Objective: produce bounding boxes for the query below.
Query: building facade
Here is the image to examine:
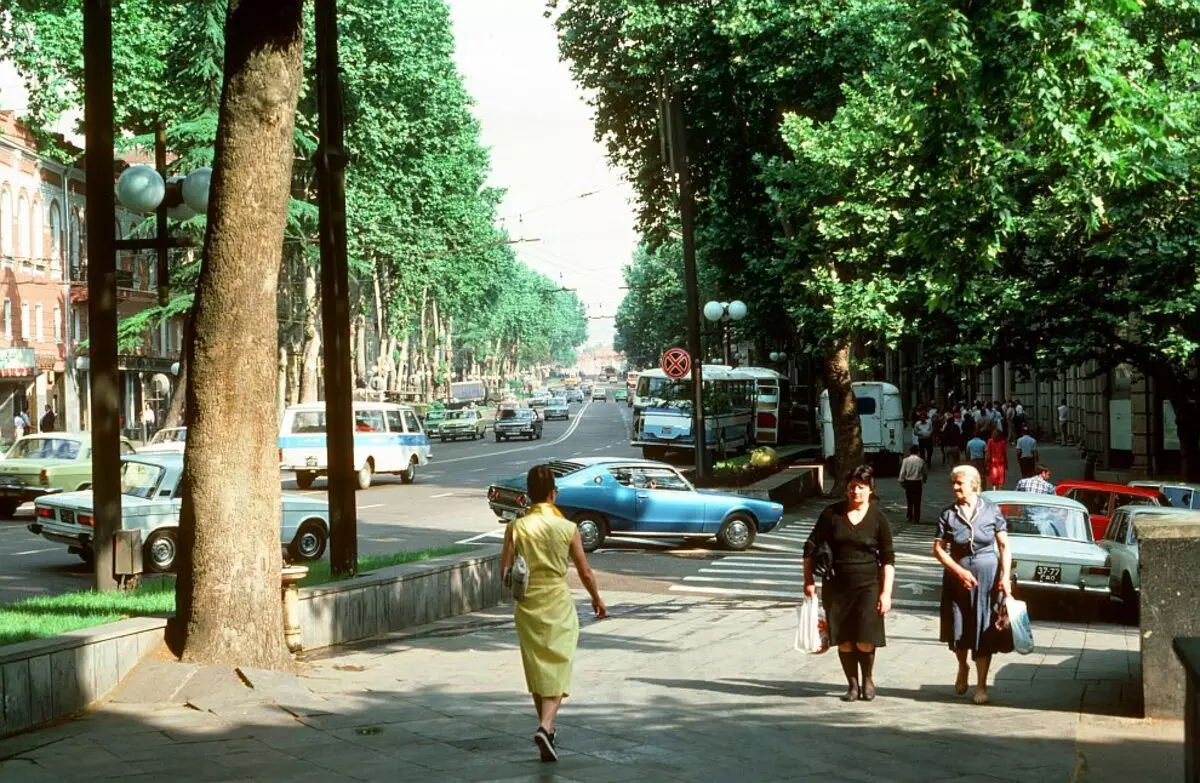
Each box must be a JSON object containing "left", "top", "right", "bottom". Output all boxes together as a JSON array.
[{"left": 0, "top": 112, "right": 183, "bottom": 443}]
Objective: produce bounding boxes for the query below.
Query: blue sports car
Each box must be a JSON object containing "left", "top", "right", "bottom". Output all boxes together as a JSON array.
[{"left": 487, "top": 457, "right": 784, "bottom": 552}]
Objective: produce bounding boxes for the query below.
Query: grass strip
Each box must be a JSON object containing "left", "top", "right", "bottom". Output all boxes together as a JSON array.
[{"left": 0, "top": 544, "right": 481, "bottom": 648}]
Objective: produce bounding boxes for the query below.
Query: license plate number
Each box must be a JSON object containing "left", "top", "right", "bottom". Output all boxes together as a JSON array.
[
  {"left": 501, "top": 510, "right": 517, "bottom": 521},
  {"left": 1034, "top": 565, "right": 1061, "bottom": 583},
  {"left": 60, "top": 510, "right": 75, "bottom": 525},
  {"left": 305, "top": 456, "right": 318, "bottom": 467}
]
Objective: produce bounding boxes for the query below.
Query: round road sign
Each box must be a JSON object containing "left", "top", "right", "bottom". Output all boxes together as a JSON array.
[{"left": 662, "top": 348, "right": 691, "bottom": 379}]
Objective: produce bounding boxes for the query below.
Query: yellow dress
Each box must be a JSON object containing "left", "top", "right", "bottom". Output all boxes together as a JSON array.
[{"left": 512, "top": 503, "right": 580, "bottom": 697}]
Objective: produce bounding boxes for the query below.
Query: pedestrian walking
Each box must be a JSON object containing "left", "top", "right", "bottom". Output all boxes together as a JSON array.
[
  {"left": 898, "top": 445, "right": 929, "bottom": 524},
  {"left": 933, "top": 465, "right": 1013, "bottom": 705},
  {"left": 12, "top": 411, "right": 25, "bottom": 440},
  {"left": 943, "top": 411, "right": 967, "bottom": 465},
  {"left": 1057, "top": 398, "right": 1069, "bottom": 445},
  {"left": 803, "top": 465, "right": 896, "bottom": 702},
  {"left": 1016, "top": 427, "right": 1039, "bottom": 478},
  {"left": 140, "top": 402, "right": 156, "bottom": 443},
  {"left": 913, "top": 412, "right": 934, "bottom": 464},
  {"left": 986, "top": 428, "right": 1008, "bottom": 491},
  {"left": 39, "top": 405, "right": 55, "bottom": 433},
  {"left": 1016, "top": 465, "right": 1055, "bottom": 494},
  {"left": 965, "top": 431, "right": 988, "bottom": 478},
  {"left": 502, "top": 465, "right": 607, "bottom": 762}
]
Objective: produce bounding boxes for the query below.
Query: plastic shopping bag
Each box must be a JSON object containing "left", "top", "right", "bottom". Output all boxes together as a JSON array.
[
  {"left": 1008, "top": 597, "right": 1034, "bottom": 655},
  {"left": 794, "top": 596, "right": 830, "bottom": 654}
]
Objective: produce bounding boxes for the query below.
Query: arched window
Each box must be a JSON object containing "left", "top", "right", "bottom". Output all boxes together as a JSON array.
[
  {"left": 31, "top": 198, "right": 43, "bottom": 262},
  {"left": 69, "top": 208, "right": 81, "bottom": 274},
  {"left": 0, "top": 189, "right": 12, "bottom": 258},
  {"left": 16, "top": 194, "right": 29, "bottom": 259},
  {"left": 48, "top": 201, "right": 61, "bottom": 276}
]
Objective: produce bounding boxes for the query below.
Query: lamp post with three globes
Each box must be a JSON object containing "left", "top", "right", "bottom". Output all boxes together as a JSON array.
[{"left": 703, "top": 300, "right": 747, "bottom": 366}]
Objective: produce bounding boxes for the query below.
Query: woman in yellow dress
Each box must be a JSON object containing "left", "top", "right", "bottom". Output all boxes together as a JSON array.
[{"left": 502, "top": 465, "right": 607, "bottom": 762}]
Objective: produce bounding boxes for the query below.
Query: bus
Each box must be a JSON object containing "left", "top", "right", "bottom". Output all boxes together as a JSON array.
[
  {"left": 738, "top": 367, "right": 790, "bottom": 445},
  {"left": 563, "top": 376, "right": 580, "bottom": 391},
  {"left": 630, "top": 365, "right": 755, "bottom": 460}
]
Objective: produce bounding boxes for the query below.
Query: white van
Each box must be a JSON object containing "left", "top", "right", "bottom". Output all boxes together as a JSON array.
[
  {"left": 278, "top": 402, "right": 432, "bottom": 490},
  {"left": 820, "top": 382, "right": 905, "bottom": 469}
]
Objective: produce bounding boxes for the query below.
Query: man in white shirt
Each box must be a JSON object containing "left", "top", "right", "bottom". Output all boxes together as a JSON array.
[
  {"left": 913, "top": 413, "right": 934, "bottom": 463},
  {"left": 897, "top": 445, "right": 929, "bottom": 523},
  {"left": 1057, "top": 398, "right": 1069, "bottom": 444},
  {"left": 1016, "top": 427, "right": 1039, "bottom": 478},
  {"left": 12, "top": 413, "right": 24, "bottom": 440}
]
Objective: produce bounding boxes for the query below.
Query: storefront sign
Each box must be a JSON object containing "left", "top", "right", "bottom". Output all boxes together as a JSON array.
[
  {"left": 0, "top": 348, "right": 37, "bottom": 378},
  {"left": 116, "top": 355, "right": 176, "bottom": 373}
]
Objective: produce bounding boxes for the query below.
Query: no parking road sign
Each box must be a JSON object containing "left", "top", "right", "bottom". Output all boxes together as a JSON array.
[{"left": 662, "top": 348, "right": 691, "bottom": 379}]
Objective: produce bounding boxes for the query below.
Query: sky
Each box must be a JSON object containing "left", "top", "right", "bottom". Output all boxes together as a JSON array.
[{"left": 447, "top": 0, "right": 638, "bottom": 348}]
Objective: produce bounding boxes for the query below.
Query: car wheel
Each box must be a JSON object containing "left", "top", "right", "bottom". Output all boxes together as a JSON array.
[
  {"left": 574, "top": 513, "right": 607, "bottom": 552},
  {"left": 295, "top": 471, "right": 316, "bottom": 490},
  {"left": 495, "top": 433, "right": 502, "bottom": 442},
  {"left": 0, "top": 500, "right": 19, "bottom": 519},
  {"left": 144, "top": 529, "right": 179, "bottom": 573},
  {"left": 356, "top": 460, "right": 374, "bottom": 490},
  {"left": 289, "top": 519, "right": 328, "bottom": 562},
  {"left": 400, "top": 457, "right": 417, "bottom": 485},
  {"left": 1121, "top": 574, "right": 1138, "bottom": 624},
  {"left": 77, "top": 547, "right": 95, "bottom": 565},
  {"left": 716, "top": 514, "right": 756, "bottom": 551},
  {"left": 441, "top": 436, "right": 447, "bottom": 443}
]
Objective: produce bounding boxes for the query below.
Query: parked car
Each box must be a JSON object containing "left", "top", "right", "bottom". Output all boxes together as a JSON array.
[
  {"left": 544, "top": 397, "right": 570, "bottom": 421},
  {"left": 438, "top": 409, "right": 487, "bottom": 441},
  {"left": 278, "top": 401, "right": 432, "bottom": 490},
  {"left": 1054, "top": 480, "right": 1167, "bottom": 540},
  {"left": 983, "top": 491, "right": 1109, "bottom": 604},
  {"left": 494, "top": 408, "right": 543, "bottom": 441},
  {"left": 565, "top": 389, "right": 584, "bottom": 404},
  {"left": 487, "top": 457, "right": 783, "bottom": 552},
  {"left": 423, "top": 409, "right": 447, "bottom": 437},
  {"left": 1127, "top": 480, "right": 1200, "bottom": 510},
  {"left": 138, "top": 427, "right": 187, "bottom": 454},
  {"left": 0, "top": 434, "right": 138, "bottom": 519},
  {"left": 1098, "top": 505, "right": 1199, "bottom": 609},
  {"left": 28, "top": 453, "right": 330, "bottom": 571},
  {"left": 591, "top": 386, "right": 607, "bottom": 402},
  {"left": 613, "top": 388, "right": 629, "bottom": 403}
]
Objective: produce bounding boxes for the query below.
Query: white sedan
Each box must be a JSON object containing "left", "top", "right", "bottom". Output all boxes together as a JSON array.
[
  {"left": 1098, "top": 504, "right": 1198, "bottom": 607},
  {"left": 138, "top": 426, "right": 187, "bottom": 454},
  {"left": 983, "top": 491, "right": 1110, "bottom": 603}
]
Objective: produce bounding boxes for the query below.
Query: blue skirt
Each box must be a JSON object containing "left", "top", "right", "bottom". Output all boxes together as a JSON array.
[{"left": 940, "top": 552, "right": 1008, "bottom": 658}]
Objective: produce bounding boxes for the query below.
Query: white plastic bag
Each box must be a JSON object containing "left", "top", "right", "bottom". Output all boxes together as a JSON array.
[
  {"left": 794, "top": 596, "right": 829, "bottom": 654},
  {"left": 1008, "top": 597, "right": 1034, "bottom": 654}
]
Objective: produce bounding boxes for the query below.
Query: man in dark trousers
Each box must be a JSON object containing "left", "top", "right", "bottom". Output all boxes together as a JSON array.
[
  {"left": 897, "top": 445, "right": 929, "bottom": 524},
  {"left": 39, "top": 405, "right": 55, "bottom": 433}
]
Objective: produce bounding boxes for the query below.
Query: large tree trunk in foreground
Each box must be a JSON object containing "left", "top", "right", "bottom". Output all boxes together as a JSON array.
[
  {"left": 172, "top": 0, "right": 304, "bottom": 669},
  {"left": 825, "top": 338, "right": 864, "bottom": 494}
]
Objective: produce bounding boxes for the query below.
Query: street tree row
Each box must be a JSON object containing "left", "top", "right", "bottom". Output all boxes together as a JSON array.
[{"left": 555, "top": 0, "right": 1200, "bottom": 478}]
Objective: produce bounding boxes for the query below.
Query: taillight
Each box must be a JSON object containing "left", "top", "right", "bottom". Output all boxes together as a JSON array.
[
  {"left": 35, "top": 506, "right": 53, "bottom": 519},
  {"left": 78, "top": 514, "right": 94, "bottom": 527},
  {"left": 1085, "top": 566, "right": 1110, "bottom": 577},
  {"left": 487, "top": 487, "right": 499, "bottom": 502},
  {"left": 515, "top": 493, "right": 527, "bottom": 506},
  {"left": 39, "top": 469, "right": 49, "bottom": 486}
]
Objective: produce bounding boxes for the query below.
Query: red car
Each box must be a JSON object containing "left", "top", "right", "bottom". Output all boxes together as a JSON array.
[{"left": 1054, "top": 480, "right": 1167, "bottom": 540}]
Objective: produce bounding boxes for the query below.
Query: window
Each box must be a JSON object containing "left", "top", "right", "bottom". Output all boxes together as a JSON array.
[
  {"left": 1104, "top": 512, "right": 1126, "bottom": 542},
  {"left": 0, "top": 189, "right": 11, "bottom": 258},
  {"left": 34, "top": 303, "right": 43, "bottom": 342},
  {"left": 1162, "top": 486, "right": 1193, "bottom": 509},
  {"left": 20, "top": 302, "right": 29, "bottom": 341},
  {"left": 49, "top": 201, "right": 61, "bottom": 273},
  {"left": 998, "top": 503, "right": 1091, "bottom": 541},
  {"left": 631, "top": 467, "right": 690, "bottom": 491},
  {"left": 856, "top": 396, "right": 878, "bottom": 415},
  {"left": 31, "top": 200, "right": 42, "bottom": 262},
  {"left": 3, "top": 299, "right": 9, "bottom": 341},
  {"left": 608, "top": 467, "right": 634, "bottom": 487},
  {"left": 1070, "top": 489, "right": 1111, "bottom": 516},
  {"left": 385, "top": 409, "right": 404, "bottom": 432},
  {"left": 120, "top": 460, "right": 163, "bottom": 499},
  {"left": 72, "top": 305, "right": 82, "bottom": 343},
  {"left": 53, "top": 306, "right": 62, "bottom": 343},
  {"left": 288, "top": 411, "right": 325, "bottom": 434},
  {"left": 16, "top": 194, "right": 29, "bottom": 259},
  {"left": 402, "top": 410, "right": 421, "bottom": 434},
  {"left": 69, "top": 210, "right": 80, "bottom": 273},
  {"left": 119, "top": 441, "right": 137, "bottom": 456},
  {"left": 353, "top": 409, "right": 385, "bottom": 432},
  {"left": 1116, "top": 493, "right": 1157, "bottom": 510}
]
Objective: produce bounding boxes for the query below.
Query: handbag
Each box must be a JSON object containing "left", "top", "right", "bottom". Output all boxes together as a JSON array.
[
  {"left": 1007, "top": 597, "right": 1034, "bottom": 654},
  {"left": 812, "top": 540, "right": 836, "bottom": 581},
  {"left": 794, "top": 596, "right": 829, "bottom": 654},
  {"left": 503, "top": 523, "right": 529, "bottom": 601}
]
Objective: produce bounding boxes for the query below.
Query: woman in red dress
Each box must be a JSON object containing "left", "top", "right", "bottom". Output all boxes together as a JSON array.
[{"left": 986, "top": 428, "right": 1008, "bottom": 490}]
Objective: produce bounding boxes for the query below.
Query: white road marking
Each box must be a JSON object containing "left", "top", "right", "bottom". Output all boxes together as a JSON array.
[
  {"left": 430, "top": 492, "right": 454, "bottom": 499},
  {"left": 668, "top": 583, "right": 940, "bottom": 607},
  {"left": 356, "top": 504, "right": 385, "bottom": 510},
  {"left": 456, "top": 530, "right": 505, "bottom": 544},
  {"left": 13, "top": 548, "right": 57, "bottom": 556}
]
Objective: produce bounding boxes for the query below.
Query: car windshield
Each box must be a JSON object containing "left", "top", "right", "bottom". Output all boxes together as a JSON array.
[
  {"left": 120, "top": 461, "right": 165, "bottom": 499},
  {"left": 289, "top": 411, "right": 326, "bottom": 433},
  {"left": 426, "top": 410, "right": 446, "bottom": 421},
  {"left": 9, "top": 438, "right": 81, "bottom": 460},
  {"left": 999, "top": 503, "right": 1092, "bottom": 541},
  {"left": 151, "top": 428, "right": 186, "bottom": 444},
  {"left": 1162, "top": 486, "right": 1194, "bottom": 508},
  {"left": 444, "top": 411, "right": 466, "bottom": 420},
  {"left": 500, "top": 410, "right": 533, "bottom": 420}
]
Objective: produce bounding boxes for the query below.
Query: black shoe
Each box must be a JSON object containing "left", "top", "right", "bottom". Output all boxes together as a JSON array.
[
  {"left": 534, "top": 727, "right": 558, "bottom": 762},
  {"left": 840, "top": 683, "right": 860, "bottom": 702}
]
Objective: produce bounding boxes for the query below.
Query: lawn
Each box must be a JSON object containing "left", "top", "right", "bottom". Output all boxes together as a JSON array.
[{"left": 0, "top": 544, "right": 479, "bottom": 648}]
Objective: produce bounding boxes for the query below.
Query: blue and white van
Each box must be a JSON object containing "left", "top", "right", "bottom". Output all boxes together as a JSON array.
[{"left": 278, "top": 402, "right": 433, "bottom": 490}]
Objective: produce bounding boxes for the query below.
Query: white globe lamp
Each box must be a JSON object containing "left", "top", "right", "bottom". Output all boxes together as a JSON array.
[
  {"left": 702, "top": 300, "right": 724, "bottom": 322},
  {"left": 116, "top": 165, "right": 166, "bottom": 214},
  {"left": 181, "top": 167, "right": 213, "bottom": 214},
  {"left": 727, "top": 300, "right": 747, "bottom": 321}
]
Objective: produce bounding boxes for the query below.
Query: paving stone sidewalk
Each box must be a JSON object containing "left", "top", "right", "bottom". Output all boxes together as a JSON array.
[{"left": 0, "top": 588, "right": 1182, "bottom": 783}]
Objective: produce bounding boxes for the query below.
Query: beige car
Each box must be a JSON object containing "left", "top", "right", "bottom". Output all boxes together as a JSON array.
[{"left": 1098, "top": 505, "right": 1199, "bottom": 608}]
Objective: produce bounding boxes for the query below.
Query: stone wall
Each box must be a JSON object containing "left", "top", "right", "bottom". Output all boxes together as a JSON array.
[{"left": 1136, "top": 516, "right": 1200, "bottom": 719}]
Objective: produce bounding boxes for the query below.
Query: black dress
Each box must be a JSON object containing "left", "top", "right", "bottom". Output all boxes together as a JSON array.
[{"left": 804, "top": 501, "right": 895, "bottom": 647}]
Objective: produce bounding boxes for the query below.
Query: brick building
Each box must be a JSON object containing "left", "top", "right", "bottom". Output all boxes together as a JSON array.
[{"left": 0, "top": 112, "right": 183, "bottom": 442}]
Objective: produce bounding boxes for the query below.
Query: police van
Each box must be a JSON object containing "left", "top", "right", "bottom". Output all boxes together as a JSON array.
[{"left": 278, "top": 401, "right": 432, "bottom": 490}]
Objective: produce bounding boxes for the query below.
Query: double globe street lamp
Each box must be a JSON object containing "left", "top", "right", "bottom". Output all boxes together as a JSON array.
[{"left": 703, "top": 299, "right": 747, "bottom": 366}]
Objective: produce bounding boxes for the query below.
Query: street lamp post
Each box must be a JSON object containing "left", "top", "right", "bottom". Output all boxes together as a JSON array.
[{"left": 703, "top": 300, "right": 747, "bottom": 366}]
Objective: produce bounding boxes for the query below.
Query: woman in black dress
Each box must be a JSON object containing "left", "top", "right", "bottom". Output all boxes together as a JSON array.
[
  {"left": 803, "top": 465, "right": 896, "bottom": 702},
  {"left": 933, "top": 464, "right": 1012, "bottom": 704}
]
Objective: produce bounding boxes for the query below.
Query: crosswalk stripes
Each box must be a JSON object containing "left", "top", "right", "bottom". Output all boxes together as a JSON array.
[{"left": 666, "top": 519, "right": 945, "bottom": 609}]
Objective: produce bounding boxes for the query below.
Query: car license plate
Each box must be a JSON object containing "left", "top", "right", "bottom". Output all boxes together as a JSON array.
[
  {"left": 305, "top": 456, "right": 318, "bottom": 467},
  {"left": 1033, "top": 565, "right": 1061, "bottom": 583},
  {"left": 662, "top": 427, "right": 673, "bottom": 434},
  {"left": 501, "top": 510, "right": 517, "bottom": 521},
  {"left": 60, "top": 510, "right": 75, "bottom": 525}
]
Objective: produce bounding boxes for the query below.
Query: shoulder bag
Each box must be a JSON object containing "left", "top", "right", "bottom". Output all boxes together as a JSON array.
[{"left": 503, "top": 523, "right": 530, "bottom": 601}]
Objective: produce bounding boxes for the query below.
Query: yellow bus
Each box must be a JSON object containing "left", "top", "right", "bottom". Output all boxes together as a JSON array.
[{"left": 563, "top": 376, "right": 580, "bottom": 390}]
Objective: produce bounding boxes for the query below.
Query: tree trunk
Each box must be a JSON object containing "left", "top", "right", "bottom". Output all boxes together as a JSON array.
[
  {"left": 353, "top": 314, "right": 367, "bottom": 386},
  {"left": 1164, "top": 386, "right": 1200, "bottom": 482},
  {"left": 171, "top": 0, "right": 303, "bottom": 670},
  {"left": 298, "top": 262, "right": 320, "bottom": 402},
  {"left": 162, "top": 308, "right": 196, "bottom": 429},
  {"left": 825, "top": 338, "right": 864, "bottom": 494},
  {"left": 276, "top": 345, "right": 288, "bottom": 427}
]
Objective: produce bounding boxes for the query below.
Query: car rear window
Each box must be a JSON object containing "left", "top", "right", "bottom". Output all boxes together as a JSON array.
[
  {"left": 545, "top": 461, "right": 583, "bottom": 477},
  {"left": 1117, "top": 492, "right": 1158, "bottom": 508},
  {"left": 856, "top": 397, "right": 877, "bottom": 415},
  {"left": 289, "top": 411, "right": 325, "bottom": 434},
  {"left": 1162, "top": 487, "right": 1194, "bottom": 508}
]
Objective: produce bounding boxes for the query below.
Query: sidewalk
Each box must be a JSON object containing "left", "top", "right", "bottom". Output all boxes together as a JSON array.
[{"left": 0, "top": 590, "right": 1181, "bottom": 782}]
